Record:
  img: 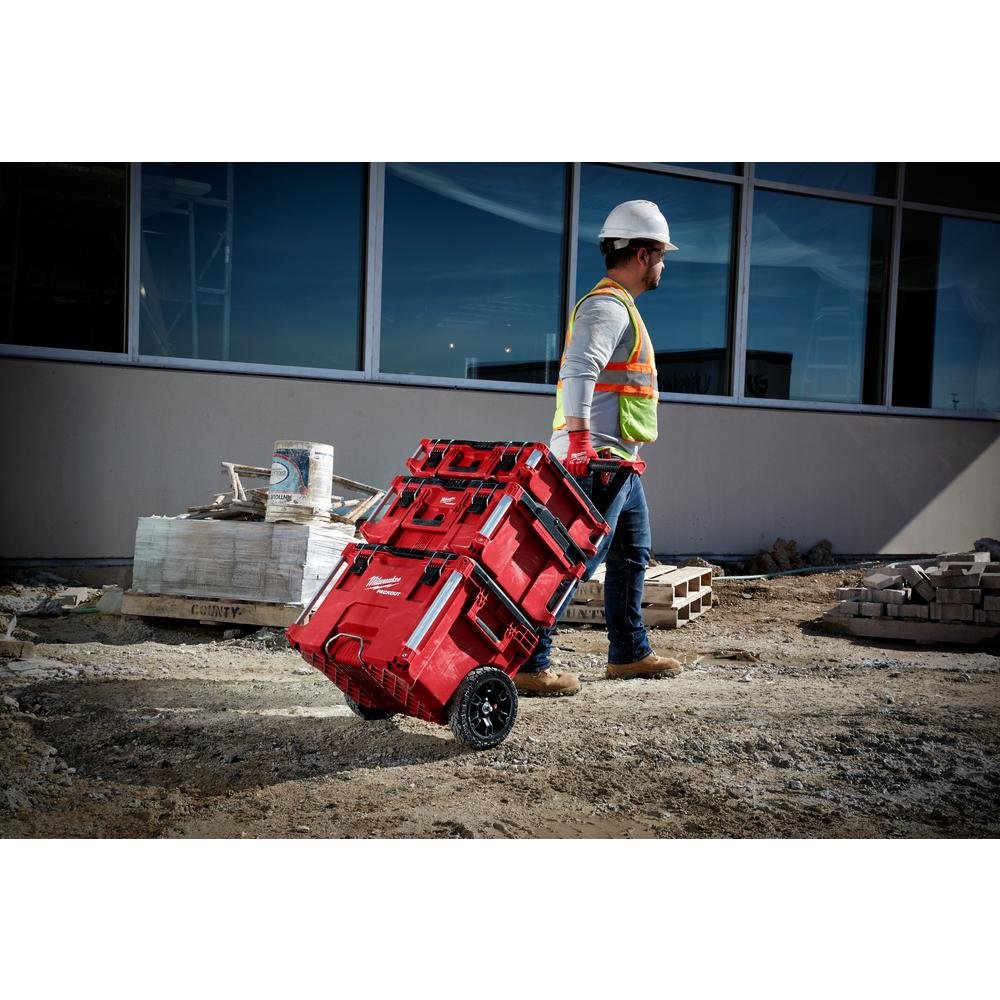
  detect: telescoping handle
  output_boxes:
[589,457,647,476]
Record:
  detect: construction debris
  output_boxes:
[181,457,385,526]
[0,639,34,660]
[748,538,834,575]
[821,550,1000,643]
[559,564,714,629]
[185,463,271,520]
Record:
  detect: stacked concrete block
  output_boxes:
[901,565,937,603]
[822,552,1000,644]
[978,594,1000,626]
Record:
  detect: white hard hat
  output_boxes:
[599,200,678,251]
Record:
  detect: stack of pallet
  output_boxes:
[558,564,713,629]
[821,551,1000,643]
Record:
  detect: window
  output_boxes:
[0,163,128,352]
[379,163,567,384]
[667,163,740,175]
[904,163,1000,216]
[746,189,891,404]
[578,164,737,396]
[893,211,1000,412]
[755,163,896,198]
[139,163,365,369]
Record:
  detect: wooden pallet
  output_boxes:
[121,590,300,628]
[560,565,714,629]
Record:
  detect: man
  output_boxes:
[515,199,684,697]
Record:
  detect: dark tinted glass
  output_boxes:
[756,163,896,197]
[0,163,127,352]
[578,164,737,396]
[746,189,891,404]
[379,163,566,383]
[904,163,1000,215]
[893,211,1000,411]
[139,163,364,368]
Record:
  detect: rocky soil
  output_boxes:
[2,571,998,838]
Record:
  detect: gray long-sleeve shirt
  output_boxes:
[550,293,645,461]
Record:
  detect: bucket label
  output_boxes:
[270,451,309,498]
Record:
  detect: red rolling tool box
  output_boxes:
[405,439,608,558]
[286,544,539,748]
[286,442,637,750]
[359,475,586,627]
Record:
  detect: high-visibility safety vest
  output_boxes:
[552,278,659,446]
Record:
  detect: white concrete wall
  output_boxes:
[2,358,998,560]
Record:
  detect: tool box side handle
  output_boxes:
[517,490,587,565]
[323,631,366,663]
[469,563,539,636]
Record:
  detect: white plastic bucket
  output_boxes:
[266,441,334,523]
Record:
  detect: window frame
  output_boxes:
[0,160,997,421]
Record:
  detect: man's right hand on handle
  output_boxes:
[565,429,599,477]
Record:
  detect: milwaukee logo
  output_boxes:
[365,575,403,597]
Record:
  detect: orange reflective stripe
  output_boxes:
[594,383,657,397]
[604,362,653,372]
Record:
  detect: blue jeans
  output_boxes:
[522,471,653,671]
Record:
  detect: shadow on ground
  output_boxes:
[16,678,464,795]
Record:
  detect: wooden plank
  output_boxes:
[563,581,713,616]
[559,594,714,629]
[223,463,271,479]
[819,615,1000,645]
[122,591,299,628]
[572,564,691,603]
[329,472,382,495]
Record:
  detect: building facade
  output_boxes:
[2,162,998,563]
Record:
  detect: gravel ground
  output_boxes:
[2,571,998,838]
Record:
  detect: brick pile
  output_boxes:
[821,551,1000,644]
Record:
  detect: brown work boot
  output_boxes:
[514,668,581,697]
[606,652,683,680]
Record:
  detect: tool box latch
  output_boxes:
[349,553,371,575]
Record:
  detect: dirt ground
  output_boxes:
[2,570,998,839]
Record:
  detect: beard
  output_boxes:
[642,265,662,292]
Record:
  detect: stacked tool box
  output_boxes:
[287,440,608,748]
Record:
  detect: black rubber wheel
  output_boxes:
[344,694,396,721]
[448,666,518,749]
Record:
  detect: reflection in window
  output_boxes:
[904,163,1000,216]
[139,163,364,369]
[379,164,566,383]
[667,163,740,175]
[893,212,1000,412]
[746,190,891,404]
[578,164,737,396]
[755,163,895,198]
[0,163,127,352]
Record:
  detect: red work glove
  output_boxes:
[564,430,599,477]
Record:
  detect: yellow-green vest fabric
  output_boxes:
[553,278,658,447]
